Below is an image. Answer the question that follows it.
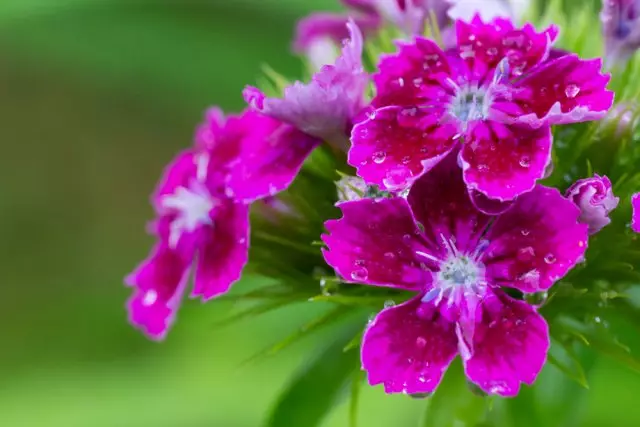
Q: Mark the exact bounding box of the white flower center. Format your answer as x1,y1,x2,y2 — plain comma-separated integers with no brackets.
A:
161,182,216,249
420,236,488,307
449,85,492,126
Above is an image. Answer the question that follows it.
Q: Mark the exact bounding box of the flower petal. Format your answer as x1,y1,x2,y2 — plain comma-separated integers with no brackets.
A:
192,201,250,300
152,151,198,211
293,13,381,69
460,123,552,201
372,37,453,107
505,55,614,127
349,106,459,190
483,185,588,293
407,150,491,254
125,243,192,340
632,192,640,233
455,16,557,79
463,291,549,397
361,297,458,394
226,113,321,202
566,174,619,234
468,189,515,215
245,20,367,148
322,198,429,290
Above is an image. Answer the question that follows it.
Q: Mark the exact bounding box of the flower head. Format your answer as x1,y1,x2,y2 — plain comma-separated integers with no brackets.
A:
601,0,640,67
350,16,613,201
566,174,619,234
126,109,318,339
323,152,588,396
246,20,368,151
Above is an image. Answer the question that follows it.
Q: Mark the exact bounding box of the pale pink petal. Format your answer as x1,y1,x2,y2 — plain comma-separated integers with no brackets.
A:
362,297,458,394
566,174,619,234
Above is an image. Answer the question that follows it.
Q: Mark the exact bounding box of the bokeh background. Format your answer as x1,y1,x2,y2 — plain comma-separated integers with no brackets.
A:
1,0,640,426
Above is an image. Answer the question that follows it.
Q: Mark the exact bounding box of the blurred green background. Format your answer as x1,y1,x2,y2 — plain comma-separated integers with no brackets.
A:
1,0,640,426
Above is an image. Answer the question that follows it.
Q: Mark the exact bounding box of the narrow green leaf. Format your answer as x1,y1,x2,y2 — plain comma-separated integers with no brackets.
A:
422,361,487,427
243,305,356,364
265,326,361,427
349,369,365,427
547,340,589,389
211,298,299,328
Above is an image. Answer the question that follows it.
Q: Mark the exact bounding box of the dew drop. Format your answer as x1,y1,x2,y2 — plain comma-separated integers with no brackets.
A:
401,156,411,165
354,259,365,266
373,151,386,164
351,268,369,281
544,253,557,264
565,84,580,99
416,336,427,348
487,47,498,56
520,228,530,236
477,164,489,172
525,290,548,307
384,300,396,308
519,155,531,168
142,290,158,306
384,252,397,260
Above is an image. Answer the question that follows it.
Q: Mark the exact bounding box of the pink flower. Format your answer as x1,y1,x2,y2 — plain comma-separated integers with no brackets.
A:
293,1,451,69
632,192,640,232
322,152,588,396
126,109,318,340
601,0,640,67
566,175,619,234
245,20,368,152
350,16,614,201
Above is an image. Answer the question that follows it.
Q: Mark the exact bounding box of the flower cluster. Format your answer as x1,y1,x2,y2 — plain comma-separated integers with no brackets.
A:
126,0,640,402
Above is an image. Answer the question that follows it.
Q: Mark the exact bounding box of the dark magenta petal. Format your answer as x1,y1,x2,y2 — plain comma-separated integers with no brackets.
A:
407,150,491,254
125,243,192,340
506,55,614,127
322,198,430,290
226,113,320,202
349,106,459,190
455,17,557,79
463,291,549,397
632,193,640,233
361,297,458,394
152,151,198,211
192,201,250,300
460,123,552,201
372,37,454,107
483,185,589,293
468,189,515,215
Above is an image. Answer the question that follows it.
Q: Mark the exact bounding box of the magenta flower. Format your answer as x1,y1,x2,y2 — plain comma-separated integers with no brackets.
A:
350,16,614,201
601,0,640,67
322,152,588,396
566,175,619,235
632,193,640,232
245,20,368,152
126,109,318,340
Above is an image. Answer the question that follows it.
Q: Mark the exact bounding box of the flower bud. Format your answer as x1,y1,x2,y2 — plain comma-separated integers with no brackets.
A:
566,175,619,234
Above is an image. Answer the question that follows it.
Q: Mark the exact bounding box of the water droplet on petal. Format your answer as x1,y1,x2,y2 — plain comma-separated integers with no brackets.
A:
351,268,369,281
565,84,580,99
544,253,557,264
142,290,158,306
416,336,427,348
525,291,548,307
520,228,530,236
373,151,386,164
384,252,397,260
519,155,531,168
384,300,396,308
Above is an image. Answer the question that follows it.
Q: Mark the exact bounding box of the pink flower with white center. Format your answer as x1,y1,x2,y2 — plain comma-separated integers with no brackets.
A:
126,109,318,340
566,174,619,235
632,193,640,232
350,16,614,201
245,21,368,152
601,0,640,67
322,152,588,396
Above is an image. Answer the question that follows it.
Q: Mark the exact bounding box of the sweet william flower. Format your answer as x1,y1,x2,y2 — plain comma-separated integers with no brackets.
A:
246,20,368,152
601,0,640,67
126,109,318,340
566,175,619,235
323,151,589,396
350,16,614,201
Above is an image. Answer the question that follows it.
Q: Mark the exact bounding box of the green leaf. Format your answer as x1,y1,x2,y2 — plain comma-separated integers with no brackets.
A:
349,369,365,427
421,360,487,427
265,326,361,427
547,340,589,389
